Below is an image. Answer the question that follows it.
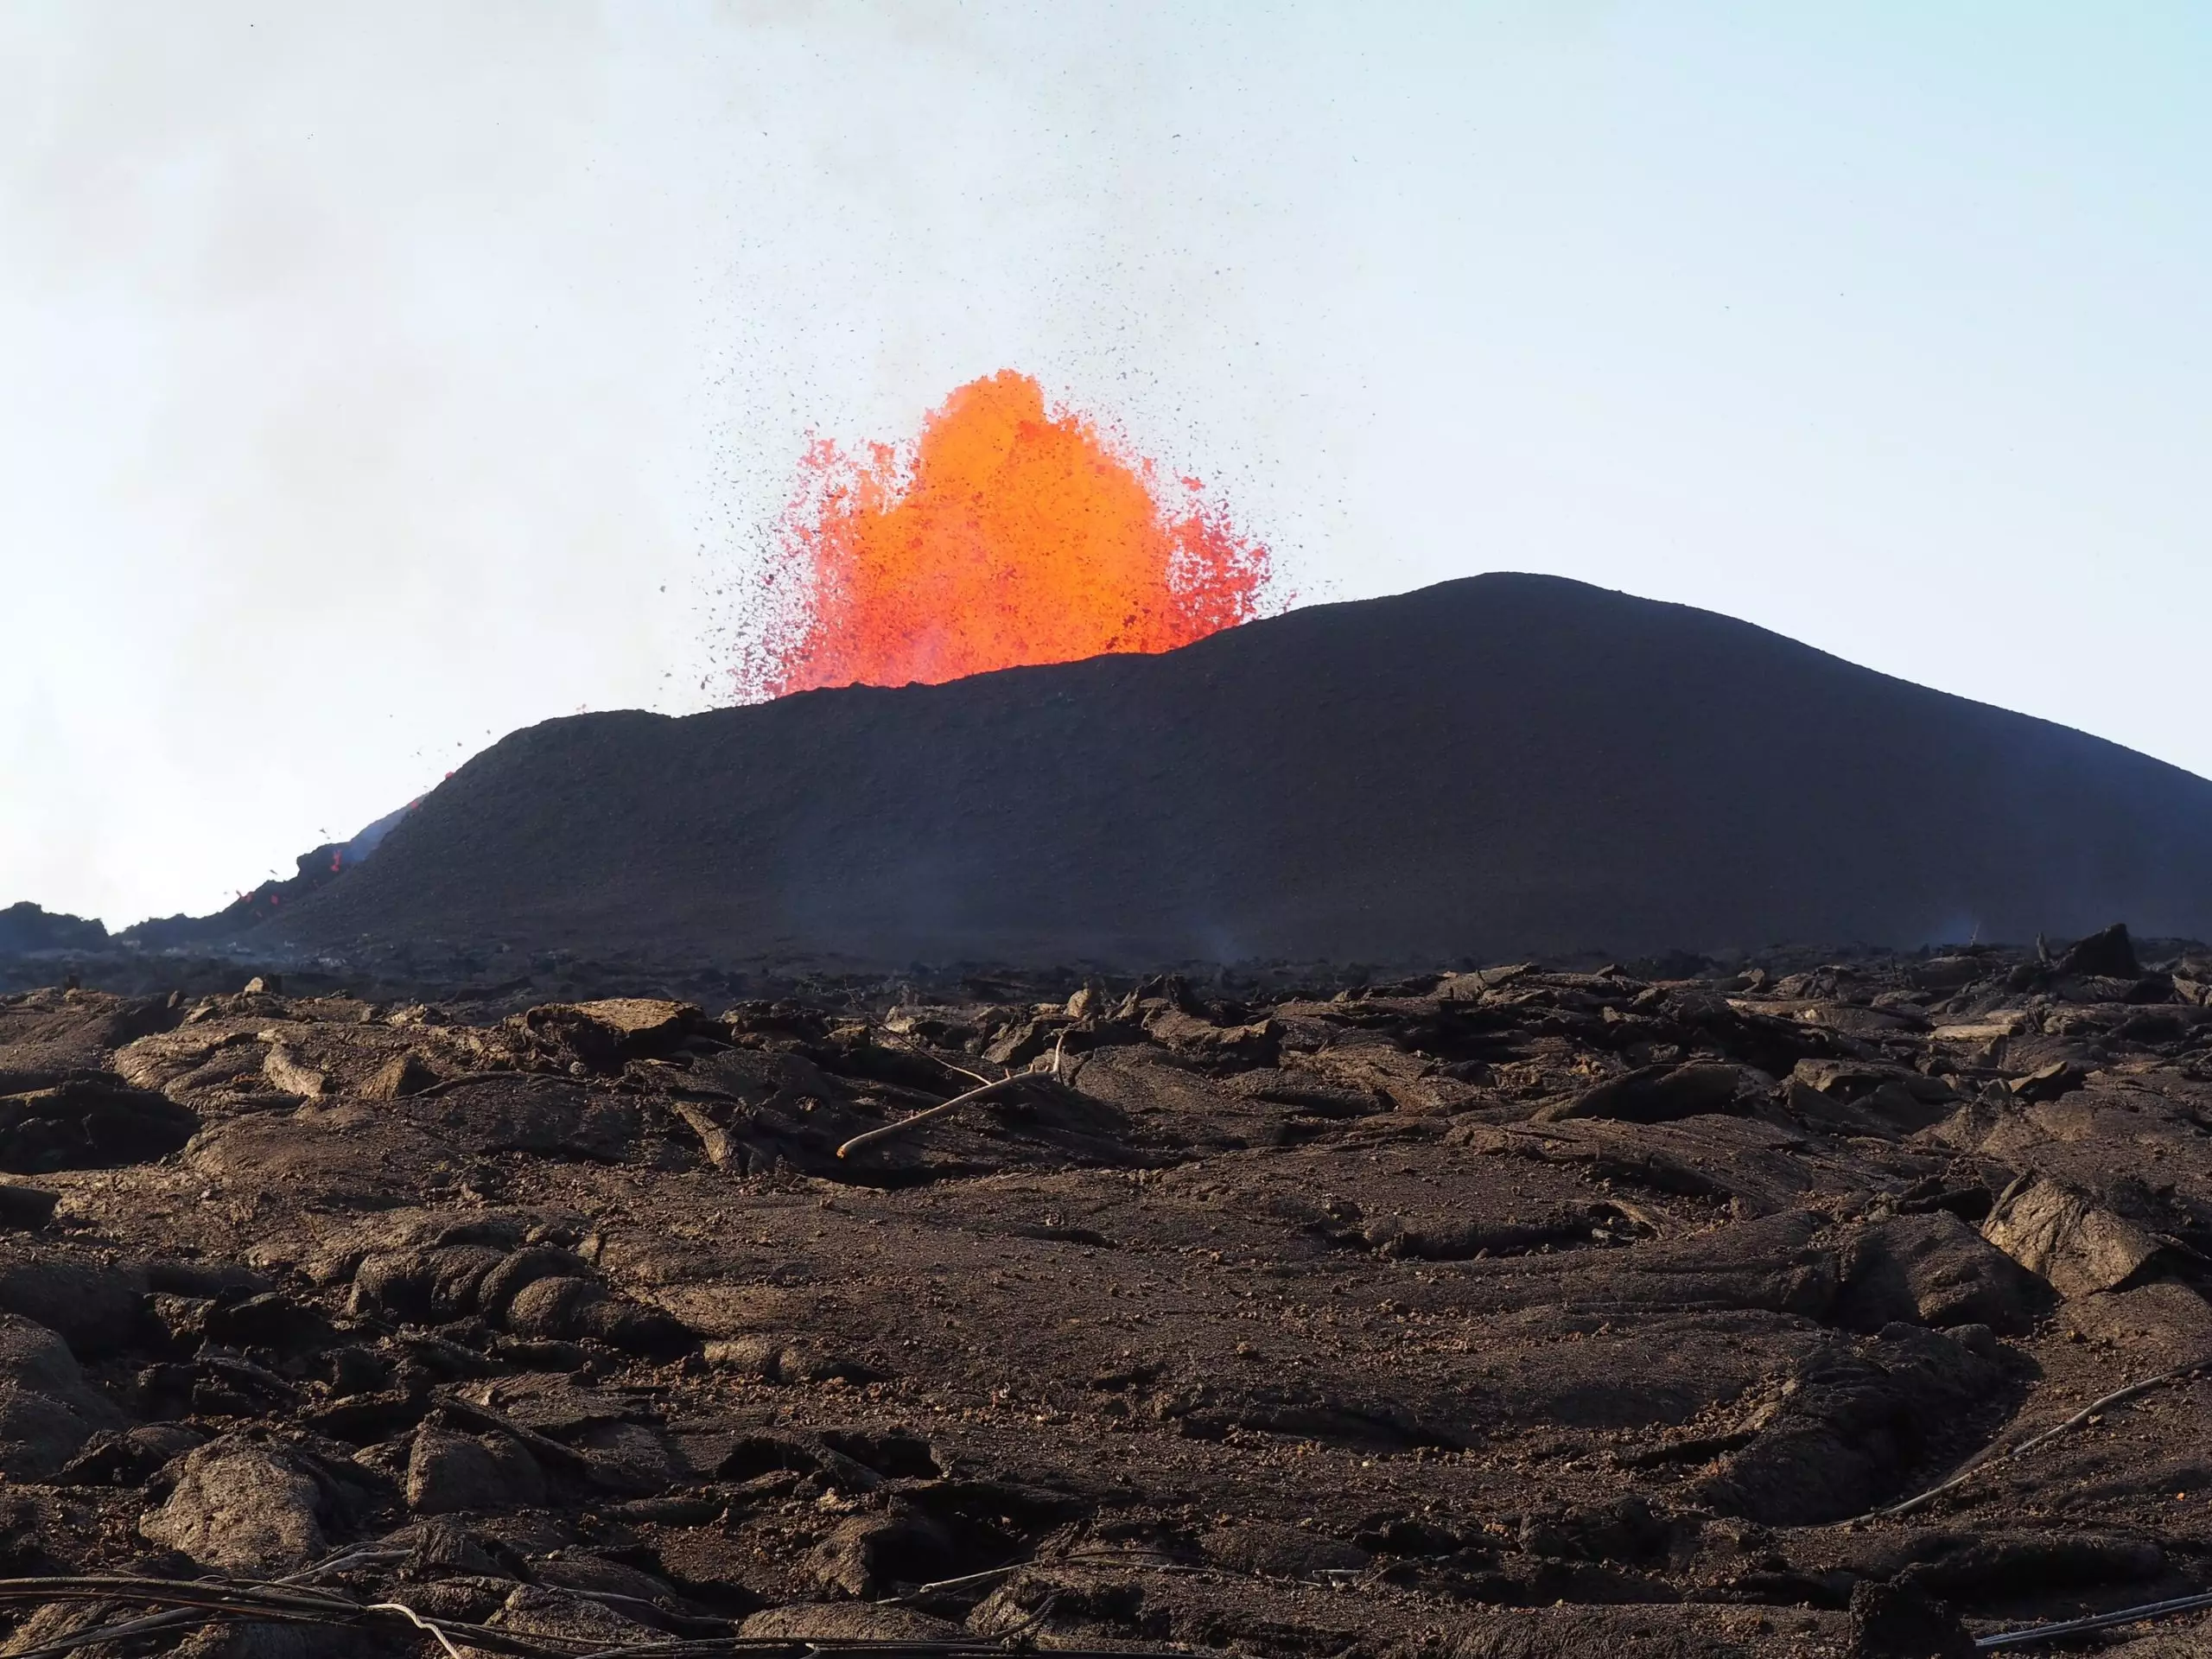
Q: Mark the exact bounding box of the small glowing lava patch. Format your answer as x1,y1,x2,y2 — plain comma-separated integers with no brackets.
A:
731,371,1276,699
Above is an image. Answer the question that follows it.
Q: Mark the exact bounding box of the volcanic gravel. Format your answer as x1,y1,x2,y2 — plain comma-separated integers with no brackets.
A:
266,574,2212,969
0,931,2209,1656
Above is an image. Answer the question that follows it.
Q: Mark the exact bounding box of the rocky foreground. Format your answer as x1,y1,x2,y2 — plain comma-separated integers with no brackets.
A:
0,930,2209,1656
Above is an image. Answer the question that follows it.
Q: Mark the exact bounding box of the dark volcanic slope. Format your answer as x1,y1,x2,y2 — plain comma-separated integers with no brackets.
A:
276,574,2212,966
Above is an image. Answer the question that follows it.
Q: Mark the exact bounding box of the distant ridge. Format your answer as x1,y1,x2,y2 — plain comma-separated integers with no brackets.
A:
266,574,2212,966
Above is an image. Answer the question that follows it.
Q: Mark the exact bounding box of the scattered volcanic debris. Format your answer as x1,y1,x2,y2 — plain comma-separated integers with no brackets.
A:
0,937,2209,1655
726,370,1278,700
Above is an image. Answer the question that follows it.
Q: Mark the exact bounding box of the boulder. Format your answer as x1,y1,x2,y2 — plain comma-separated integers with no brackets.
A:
1534,1064,1752,1125
0,1244,149,1355
360,1052,439,1100
405,1423,547,1515
350,1243,509,1325
808,1510,953,1597
1142,1007,1279,1067
0,1313,125,1478
508,1000,701,1074
0,1184,58,1231
1834,1212,2053,1336
259,1045,327,1098
492,1584,658,1645
1981,1177,2166,1298
740,1603,966,1642
2059,923,2141,980
140,1438,332,1573
569,998,696,1044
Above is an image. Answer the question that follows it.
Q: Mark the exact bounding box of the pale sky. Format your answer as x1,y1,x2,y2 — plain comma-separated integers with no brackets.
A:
3,3,2207,926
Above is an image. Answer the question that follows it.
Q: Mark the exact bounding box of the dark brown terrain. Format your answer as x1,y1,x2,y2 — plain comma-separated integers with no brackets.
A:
257,575,2212,970
0,929,2209,1656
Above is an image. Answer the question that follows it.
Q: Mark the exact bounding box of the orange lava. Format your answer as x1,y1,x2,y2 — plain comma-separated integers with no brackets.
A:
736,371,1274,698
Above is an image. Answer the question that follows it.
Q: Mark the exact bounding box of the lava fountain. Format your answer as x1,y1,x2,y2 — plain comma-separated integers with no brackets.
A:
729,371,1277,699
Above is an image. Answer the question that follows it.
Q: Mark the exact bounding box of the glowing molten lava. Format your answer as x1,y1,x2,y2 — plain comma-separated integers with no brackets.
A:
735,371,1274,698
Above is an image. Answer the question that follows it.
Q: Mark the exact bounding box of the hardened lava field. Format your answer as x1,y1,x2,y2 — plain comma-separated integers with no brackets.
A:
0,930,2209,1656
